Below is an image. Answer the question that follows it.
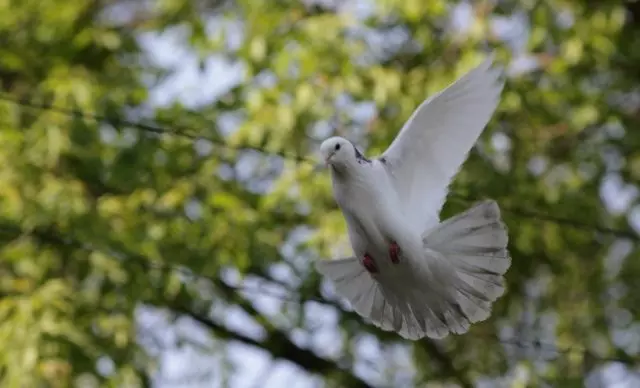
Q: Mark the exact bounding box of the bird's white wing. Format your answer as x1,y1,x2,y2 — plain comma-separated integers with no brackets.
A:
379,55,504,233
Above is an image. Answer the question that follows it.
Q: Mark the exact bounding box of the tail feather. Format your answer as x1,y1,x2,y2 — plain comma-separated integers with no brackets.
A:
315,200,510,340
425,199,511,323
314,258,375,317
315,258,399,331
316,258,467,340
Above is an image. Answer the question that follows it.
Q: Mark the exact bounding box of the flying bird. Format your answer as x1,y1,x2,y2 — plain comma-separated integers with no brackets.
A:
315,55,511,340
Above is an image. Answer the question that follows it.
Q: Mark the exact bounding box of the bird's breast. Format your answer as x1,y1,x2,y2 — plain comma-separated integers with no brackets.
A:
333,175,404,258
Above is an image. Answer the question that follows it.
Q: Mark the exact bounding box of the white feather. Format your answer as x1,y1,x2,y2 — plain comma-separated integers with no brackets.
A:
315,257,454,340
380,55,504,232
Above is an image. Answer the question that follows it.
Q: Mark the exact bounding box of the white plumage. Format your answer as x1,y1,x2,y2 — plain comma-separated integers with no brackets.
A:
315,55,511,340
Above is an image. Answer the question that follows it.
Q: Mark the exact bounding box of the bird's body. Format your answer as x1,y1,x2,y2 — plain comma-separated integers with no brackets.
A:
330,158,458,297
330,159,407,266
315,55,511,340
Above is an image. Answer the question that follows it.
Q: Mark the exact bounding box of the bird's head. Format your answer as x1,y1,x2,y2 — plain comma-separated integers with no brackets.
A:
320,136,356,168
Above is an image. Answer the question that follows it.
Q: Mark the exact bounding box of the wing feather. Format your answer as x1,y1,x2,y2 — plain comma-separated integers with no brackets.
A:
379,55,504,232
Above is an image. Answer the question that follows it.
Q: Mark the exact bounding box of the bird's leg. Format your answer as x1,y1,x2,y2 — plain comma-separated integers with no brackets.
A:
362,253,378,273
389,241,401,264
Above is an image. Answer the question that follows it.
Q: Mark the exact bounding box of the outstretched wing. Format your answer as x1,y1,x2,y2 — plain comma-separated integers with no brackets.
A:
379,55,504,233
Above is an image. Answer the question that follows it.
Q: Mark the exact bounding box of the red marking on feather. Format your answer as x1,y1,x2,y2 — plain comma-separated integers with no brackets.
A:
362,254,378,273
389,241,400,264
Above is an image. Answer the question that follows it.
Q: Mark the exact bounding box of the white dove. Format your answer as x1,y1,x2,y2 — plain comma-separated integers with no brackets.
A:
315,55,511,340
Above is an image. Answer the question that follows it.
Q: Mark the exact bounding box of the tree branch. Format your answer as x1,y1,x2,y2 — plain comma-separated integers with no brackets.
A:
169,302,374,388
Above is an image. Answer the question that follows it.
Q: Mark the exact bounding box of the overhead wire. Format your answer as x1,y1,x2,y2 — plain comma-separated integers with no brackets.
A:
0,93,636,239
0,93,311,164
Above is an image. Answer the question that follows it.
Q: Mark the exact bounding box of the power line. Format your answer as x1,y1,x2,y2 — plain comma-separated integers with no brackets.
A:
0,93,312,164
0,94,637,240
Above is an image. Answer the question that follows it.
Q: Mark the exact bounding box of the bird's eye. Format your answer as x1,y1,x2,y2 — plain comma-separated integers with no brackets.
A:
335,143,341,151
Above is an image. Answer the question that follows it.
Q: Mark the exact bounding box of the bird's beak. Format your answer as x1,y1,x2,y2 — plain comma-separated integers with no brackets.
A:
324,151,335,166
313,154,331,173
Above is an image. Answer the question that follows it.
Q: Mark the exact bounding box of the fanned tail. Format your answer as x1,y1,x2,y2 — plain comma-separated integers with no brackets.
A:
315,200,510,340
424,199,511,326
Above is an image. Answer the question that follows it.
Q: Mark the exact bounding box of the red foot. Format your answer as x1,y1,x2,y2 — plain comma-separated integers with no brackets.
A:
389,241,401,264
362,254,378,273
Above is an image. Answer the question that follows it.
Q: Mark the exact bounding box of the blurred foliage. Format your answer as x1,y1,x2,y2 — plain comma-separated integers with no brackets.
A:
0,0,639,386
